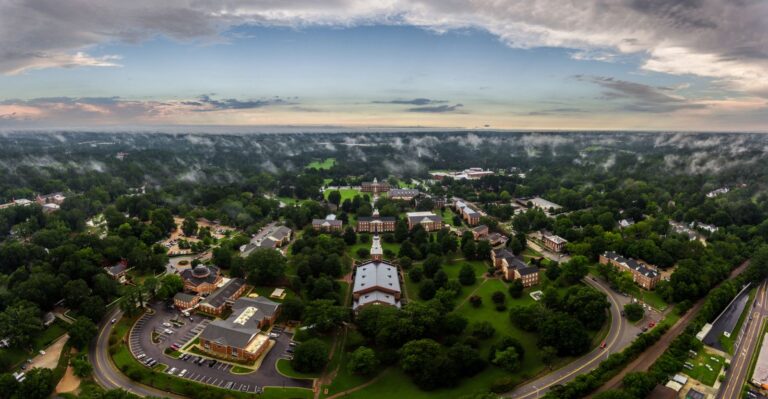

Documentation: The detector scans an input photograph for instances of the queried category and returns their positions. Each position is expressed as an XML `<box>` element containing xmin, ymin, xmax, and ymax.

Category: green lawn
<box><xmin>638</xmin><ymin>289</ymin><xmax>669</xmax><ymax>311</ymax></box>
<box><xmin>276</xmin><ymin>359</ymin><xmax>320</xmax><ymax>379</ymax></box>
<box><xmin>720</xmin><ymin>287</ymin><xmax>757</xmax><ymax>354</ymax></box>
<box><xmin>684</xmin><ymin>351</ymin><xmax>724</xmax><ymax>386</ymax></box>
<box><xmin>324</xmin><ymin>188</ymin><xmax>364</xmax><ymax>203</ymax></box>
<box><xmin>440</xmin><ymin>208</ymin><xmax>461</xmax><ymax>227</ymax></box>
<box><xmin>347</xmin><ymin>240</ymin><xmax>401</xmax><ymax>260</ymax></box>
<box><xmin>251</xmin><ymin>286</ymin><xmax>299</xmax><ymax>303</ymax></box>
<box><xmin>306</xmin><ymin>158</ymin><xmax>336</xmax><ymax>170</ymax></box>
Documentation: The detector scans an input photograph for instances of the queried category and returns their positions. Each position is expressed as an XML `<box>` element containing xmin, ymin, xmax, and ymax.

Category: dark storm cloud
<box><xmin>575</xmin><ymin>75</ymin><xmax>707</xmax><ymax>113</ymax></box>
<box><xmin>407</xmin><ymin>104</ymin><xmax>464</xmax><ymax>113</ymax></box>
<box><xmin>372</xmin><ymin>98</ymin><xmax>447</xmax><ymax>105</ymax></box>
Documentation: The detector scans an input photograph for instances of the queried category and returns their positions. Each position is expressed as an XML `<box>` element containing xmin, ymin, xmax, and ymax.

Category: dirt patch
<box><xmin>28</xmin><ymin>334</ymin><xmax>68</xmax><ymax>370</ymax></box>
<box><xmin>55</xmin><ymin>365</ymin><xmax>81</xmax><ymax>394</ymax></box>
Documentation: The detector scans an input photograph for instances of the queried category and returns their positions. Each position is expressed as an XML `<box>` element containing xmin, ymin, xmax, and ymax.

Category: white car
<box><xmin>164</xmin><ymin>329</ymin><xmax>174</xmax><ymax>334</ymax></box>
<box><xmin>179</xmin><ymin>369</ymin><xmax>187</xmax><ymax>377</ymax></box>
<box><xmin>167</xmin><ymin>367</ymin><xmax>177</xmax><ymax>375</ymax></box>
<box><xmin>162</xmin><ymin>322</ymin><xmax>172</xmax><ymax>328</ymax></box>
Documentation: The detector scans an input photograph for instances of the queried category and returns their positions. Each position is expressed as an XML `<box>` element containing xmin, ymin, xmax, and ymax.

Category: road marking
<box><xmin>513</xmin><ymin>278</ymin><xmax>625</xmax><ymax>398</ymax></box>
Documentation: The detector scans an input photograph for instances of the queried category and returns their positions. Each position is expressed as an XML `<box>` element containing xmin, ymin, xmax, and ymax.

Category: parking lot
<box><xmin>128</xmin><ymin>301</ymin><xmax>313</xmax><ymax>393</ymax></box>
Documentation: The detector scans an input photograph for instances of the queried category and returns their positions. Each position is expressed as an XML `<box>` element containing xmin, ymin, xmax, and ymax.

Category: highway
<box><xmin>505</xmin><ymin>276</ymin><xmax>639</xmax><ymax>398</ymax></box>
<box><xmin>717</xmin><ymin>279</ymin><xmax>768</xmax><ymax>399</ymax></box>
<box><xmin>89</xmin><ymin>307</ymin><xmax>186</xmax><ymax>399</ymax></box>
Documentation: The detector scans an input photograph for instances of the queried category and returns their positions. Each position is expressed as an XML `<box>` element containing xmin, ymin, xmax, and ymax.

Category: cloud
<box><xmin>190</xmin><ymin>95</ymin><xmax>293</xmax><ymax>111</ymax></box>
<box><xmin>0</xmin><ymin>95</ymin><xmax>295</xmax><ymax>125</ymax></box>
<box><xmin>1</xmin><ymin>1</ymin><xmax>766</xmax><ymax>96</ymax></box>
<box><xmin>372</xmin><ymin>98</ymin><xmax>447</xmax><ymax>105</ymax></box>
<box><xmin>575</xmin><ymin>75</ymin><xmax>707</xmax><ymax>113</ymax></box>
<box><xmin>526</xmin><ymin>107</ymin><xmax>586</xmax><ymax>116</ymax></box>
<box><xmin>407</xmin><ymin>104</ymin><xmax>464</xmax><ymax>113</ymax></box>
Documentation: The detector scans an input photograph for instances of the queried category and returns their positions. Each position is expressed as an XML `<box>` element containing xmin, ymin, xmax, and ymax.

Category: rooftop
<box><xmin>200</xmin><ymin>296</ymin><xmax>280</xmax><ymax>349</ymax></box>
<box><xmin>200</xmin><ymin>277</ymin><xmax>245</xmax><ymax>309</ymax></box>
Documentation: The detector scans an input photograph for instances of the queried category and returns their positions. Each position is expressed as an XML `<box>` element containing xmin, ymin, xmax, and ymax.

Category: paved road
<box><xmin>717</xmin><ymin>279</ymin><xmax>768</xmax><ymax>399</ymax></box>
<box><xmin>89</xmin><ymin>307</ymin><xmax>187</xmax><ymax>399</ymax></box>
<box><xmin>592</xmin><ymin>259</ymin><xmax>751</xmax><ymax>395</ymax></box>
<box><xmin>505</xmin><ymin>276</ymin><xmax>638</xmax><ymax>398</ymax></box>
<box><xmin>704</xmin><ymin>284</ymin><xmax>753</xmax><ymax>350</ymax></box>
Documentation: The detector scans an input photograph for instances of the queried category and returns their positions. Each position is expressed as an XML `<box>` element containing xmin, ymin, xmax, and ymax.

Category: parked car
<box><xmin>167</xmin><ymin>367</ymin><xmax>177</xmax><ymax>375</ymax></box>
<box><xmin>179</xmin><ymin>369</ymin><xmax>187</xmax><ymax>377</ymax></box>
<box><xmin>163</xmin><ymin>322</ymin><xmax>172</xmax><ymax>328</ymax></box>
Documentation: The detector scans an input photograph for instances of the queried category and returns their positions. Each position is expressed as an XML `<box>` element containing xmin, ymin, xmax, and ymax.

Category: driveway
<box><xmin>128</xmin><ymin>302</ymin><xmax>312</xmax><ymax>393</ymax></box>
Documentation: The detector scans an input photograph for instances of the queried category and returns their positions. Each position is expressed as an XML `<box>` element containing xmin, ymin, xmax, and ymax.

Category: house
<box><xmin>406</xmin><ymin>211</ymin><xmax>443</xmax><ymax>231</ymax></box>
<box><xmin>492</xmin><ymin>248</ymin><xmax>516</xmax><ymax>268</ymax></box>
<box><xmin>472</xmin><ymin>225</ymin><xmax>490</xmax><ymax>240</ymax></box>
<box><xmin>518</xmin><ymin>197</ymin><xmax>562</xmax><ymax>213</ymax></box>
<box><xmin>199</xmin><ymin>296</ymin><xmax>280</xmax><ymax>362</ymax></box>
<box><xmin>706</xmin><ymin>187</ymin><xmax>729</xmax><ymax>198</ymax></box>
<box><xmin>240</xmin><ymin>225</ymin><xmax>293</xmax><ymax>255</ymax></box>
<box><xmin>600</xmin><ymin>252</ymin><xmax>660</xmax><ymax>290</ymax></box>
<box><xmin>0</xmin><ymin>198</ymin><xmax>34</xmax><ymax>210</ymax></box>
<box><xmin>481</xmin><ymin>232</ymin><xmax>508</xmax><ymax>247</ymax></box>
<box><xmin>42</xmin><ymin>203</ymin><xmax>60</xmax><ymax>213</ymax></box>
<box><xmin>389</xmin><ymin>188</ymin><xmax>420</xmax><ymax>201</ymax></box>
<box><xmin>35</xmin><ymin>193</ymin><xmax>66</xmax><ymax>206</ymax></box>
<box><xmin>173</xmin><ymin>292</ymin><xmax>201</xmax><ymax>310</ymax></box>
<box><xmin>361</xmin><ymin>178</ymin><xmax>390</xmax><ymax>194</ymax></box>
<box><xmin>104</xmin><ymin>260</ymin><xmax>130</xmax><ymax>282</ymax></box>
<box><xmin>619</xmin><ymin>218</ymin><xmax>635</xmax><ymax>228</ymax></box>
<box><xmin>312</xmin><ymin>214</ymin><xmax>343</xmax><ymax>232</ymax></box>
<box><xmin>356</xmin><ymin>208</ymin><xmax>396</xmax><ymax>233</ymax></box>
<box><xmin>491</xmin><ymin>248</ymin><xmax>539</xmax><ymax>286</ymax></box>
<box><xmin>541</xmin><ymin>232</ymin><xmax>567</xmax><ymax>253</ymax></box>
<box><xmin>352</xmin><ymin>239</ymin><xmax>401</xmax><ymax>313</ymax></box>
<box><xmin>198</xmin><ymin>278</ymin><xmax>248</xmax><ymax>315</ymax></box>
<box><xmin>429</xmin><ymin>168</ymin><xmax>494</xmax><ymax>181</ymax></box>
<box><xmin>453</xmin><ymin>199</ymin><xmax>482</xmax><ymax>226</ymax></box>
<box><xmin>515</xmin><ymin>265</ymin><xmax>540</xmax><ymax>287</ymax></box>
<box><xmin>180</xmin><ymin>264</ymin><xmax>223</xmax><ymax>294</ymax></box>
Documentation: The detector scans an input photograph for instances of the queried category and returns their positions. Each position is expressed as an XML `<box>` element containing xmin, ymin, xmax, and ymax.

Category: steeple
<box><xmin>370</xmin><ymin>235</ymin><xmax>383</xmax><ymax>261</ymax></box>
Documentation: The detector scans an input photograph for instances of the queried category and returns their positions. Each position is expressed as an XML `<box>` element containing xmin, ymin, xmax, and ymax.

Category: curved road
<box><xmin>89</xmin><ymin>307</ymin><xmax>187</xmax><ymax>398</ymax></box>
<box><xmin>505</xmin><ymin>276</ymin><xmax>636</xmax><ymax>398</ymax></box>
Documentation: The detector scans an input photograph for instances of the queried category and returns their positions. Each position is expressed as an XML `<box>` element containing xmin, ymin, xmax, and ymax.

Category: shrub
<box><xmin>469</xmin><ymin>295</ymin><xmax>482</xmax><ymax>307</ymax></box>
<box><xmin>469</xmin><ymin>321</ymin><xmax>496</xmax><ymax>339</ymax></box>
<box><xmin>491</xmin><ymin>290</ymin><xmax>506</xmax><ymax>304</ymax></box>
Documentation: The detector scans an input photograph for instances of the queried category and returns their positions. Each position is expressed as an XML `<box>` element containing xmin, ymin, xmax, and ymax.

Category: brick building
<box><xmin>199</xmin><ymin>296</ymin><xmax>280</xmax><ymax>362</ymax></box>
<box><xmin>180</xmin><ymin>265</ymin><xmax>223</xmax><ymax>294</ymax></box>
<box><xmin>198</xmin><ymin>278</ymin><xmax>247</xmax><ymax>315</ymax></box>
<box><xmin>312</xmin><ymin>214</ymin><xmax>343</xmax><ymax>232</ymax></box>
<box><xmin>599</xmin><ymin>251</ymin><xmax>660</xmax><ymax>290</ymax></box>
<box><xmin>356</xmin><ymin>209</ymin><xmax>396</xmax><ymax>233</ymax></box>
<box><xmin>406</xmin><ymin>211</ymin><xmax>443</xmax><ymax>231</ymax></box>
<box><xmin>361</xmin><ymin>178</ymin><xmax>390</xmax><ymax>194</ymax></box>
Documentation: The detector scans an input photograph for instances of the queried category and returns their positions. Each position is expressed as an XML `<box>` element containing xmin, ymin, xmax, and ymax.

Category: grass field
<box><xmin>638</xmin><ymin>289</ymin><xmax>669</xmax><ymax>311</ymax></box>
<box><xmin>684</xmin><ymin>351</ymin><xmax>725</xmax><ymax>386</ymax></box>
<box><xmin>251</xmin><ymin>286</ymin><xmax>299</xmax><ymax>303</ymax></box>
<box><xmin>347</xmin><ymin>240</ymin><xmax>401</xmax><ymax>260</ymax></box>
<box><xmin>440</xmin><ymin>208</ymin><xmax>461</xmax><ymax>227</ymax></box>
<box><xmin>306</xmin><ymin>158</ymin><xmax>336</xmax><ymax>170</ymax></box>
<box><xmin>324</xmin><ymin>188</ymin><xmax>364</xmax><ymax>203</ymax></box>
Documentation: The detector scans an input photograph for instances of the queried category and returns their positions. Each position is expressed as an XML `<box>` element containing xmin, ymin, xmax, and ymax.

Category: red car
<box><xmin>600</xmin><ymin>341</ymin><xmax>606</xmax><ymax>349</ymax></box>
<box><xmin>648</xmin><ymin>321</ymin><xmax>656</xmax><ymax>328</ymax></box>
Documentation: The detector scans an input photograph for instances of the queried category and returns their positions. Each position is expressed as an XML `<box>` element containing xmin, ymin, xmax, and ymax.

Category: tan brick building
<box><xmin>599</xmin><ymin>251</ymin><xmax>660</xmax><ymax>290</ymax></box>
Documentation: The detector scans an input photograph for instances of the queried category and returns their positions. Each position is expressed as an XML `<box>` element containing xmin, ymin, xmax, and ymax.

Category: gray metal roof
<box><xmin>353</xmin><ymin>260</ymin><xmax>400</xmax><ymax>294</ymax></box>
<box><xmin>200</xmin><ymin>296</ymin><xmax>280</xmax><ymax>348</ymax></box>
<box><xmin>200</xmin><ymin>278</ymin><xmax>245</xmax><ymax>309</ymax></box>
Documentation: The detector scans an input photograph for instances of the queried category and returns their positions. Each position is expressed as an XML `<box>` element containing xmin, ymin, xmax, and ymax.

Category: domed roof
<box><xmin>192</xmin><ymin>264</ymin><xmax>210</xmax><ymax>278</ymax></box>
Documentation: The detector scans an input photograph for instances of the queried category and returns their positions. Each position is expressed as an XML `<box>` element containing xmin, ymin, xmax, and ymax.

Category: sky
<box><xmin>0</xmin><ymin>0</ymin><xmax>766</xmax><ymax>132</ymax></box>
